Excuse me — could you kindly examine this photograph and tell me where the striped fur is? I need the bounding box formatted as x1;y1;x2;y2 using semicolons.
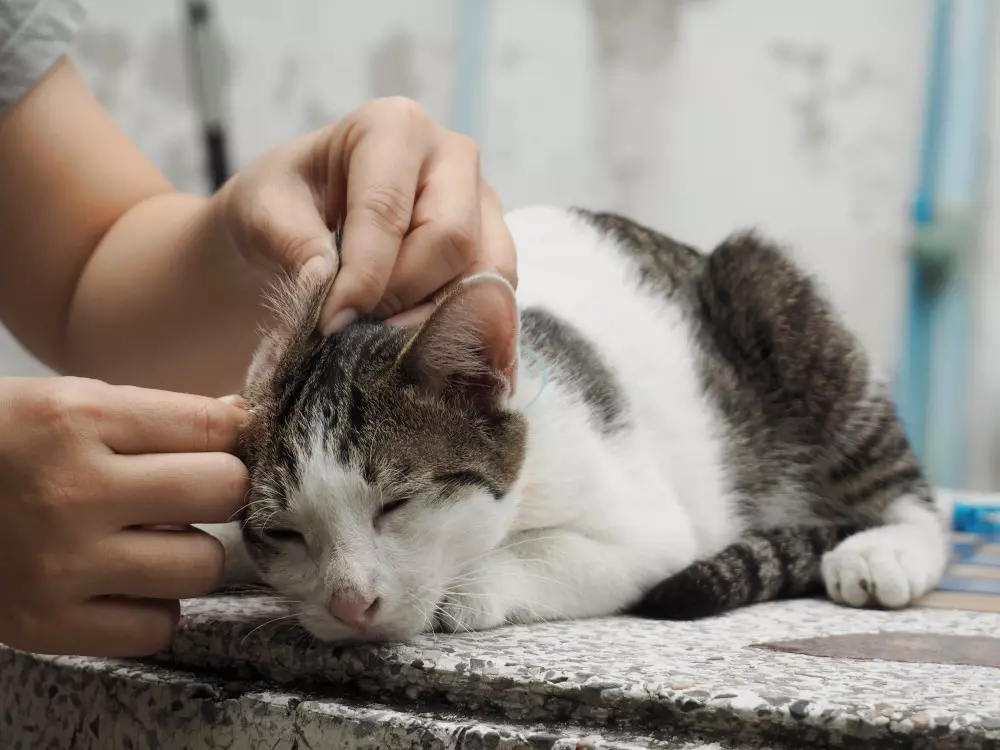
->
228;206;947;642
631;526;856;619
582;213;940;619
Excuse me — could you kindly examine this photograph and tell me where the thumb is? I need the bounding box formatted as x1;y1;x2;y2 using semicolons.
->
226;175;338;281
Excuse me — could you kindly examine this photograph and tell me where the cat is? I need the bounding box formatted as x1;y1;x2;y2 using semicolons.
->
216;206;949;643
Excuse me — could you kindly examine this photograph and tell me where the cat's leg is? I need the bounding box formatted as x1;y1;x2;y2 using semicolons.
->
821;495;948;608
813;377;949;609
194;522;261;589
435;529;642;632
699;235;948;610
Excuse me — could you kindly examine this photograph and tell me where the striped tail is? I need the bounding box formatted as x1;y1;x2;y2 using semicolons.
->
629;525;858;620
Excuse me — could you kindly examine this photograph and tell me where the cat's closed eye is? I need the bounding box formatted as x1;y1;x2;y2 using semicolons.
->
377;497;411;521
262;528;306;544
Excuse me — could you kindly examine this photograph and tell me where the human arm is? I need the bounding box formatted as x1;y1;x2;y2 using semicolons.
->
0;57;515;396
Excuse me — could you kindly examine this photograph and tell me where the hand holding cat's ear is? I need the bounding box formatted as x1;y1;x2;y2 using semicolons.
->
212;97;516;337
0;377;249;657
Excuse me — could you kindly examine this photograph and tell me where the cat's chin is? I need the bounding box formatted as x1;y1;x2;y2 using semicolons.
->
296;609;426;645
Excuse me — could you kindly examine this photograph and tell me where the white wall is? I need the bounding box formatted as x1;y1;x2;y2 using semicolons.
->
482;0;929;377
967;5;1000;490
9;0;998;486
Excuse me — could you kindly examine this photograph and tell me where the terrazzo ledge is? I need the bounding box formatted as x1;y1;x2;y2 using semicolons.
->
3;596;1000;749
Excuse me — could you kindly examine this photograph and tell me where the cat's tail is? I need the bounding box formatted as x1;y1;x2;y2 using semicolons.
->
628;524;857;619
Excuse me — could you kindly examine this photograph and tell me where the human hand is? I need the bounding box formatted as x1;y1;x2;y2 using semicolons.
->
0;377;248;657
214;96;516;334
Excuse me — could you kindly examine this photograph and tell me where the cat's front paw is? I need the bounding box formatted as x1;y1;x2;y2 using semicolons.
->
434;591;507;633
434;584;508;634
821;524;946;609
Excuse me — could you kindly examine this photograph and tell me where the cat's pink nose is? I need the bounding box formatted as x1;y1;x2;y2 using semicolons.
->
327;592;379;630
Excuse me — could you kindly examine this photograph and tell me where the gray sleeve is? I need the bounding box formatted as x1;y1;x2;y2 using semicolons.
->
0;0;87;111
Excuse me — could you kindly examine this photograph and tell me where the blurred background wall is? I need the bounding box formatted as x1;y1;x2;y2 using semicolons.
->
4;0;1000;489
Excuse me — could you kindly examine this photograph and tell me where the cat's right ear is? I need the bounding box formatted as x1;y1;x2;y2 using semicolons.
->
398;272;520;412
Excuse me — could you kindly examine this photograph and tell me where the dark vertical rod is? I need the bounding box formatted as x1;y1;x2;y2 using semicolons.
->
185;0;230;190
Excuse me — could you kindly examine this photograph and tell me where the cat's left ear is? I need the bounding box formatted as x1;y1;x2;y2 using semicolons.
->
245;267;337;390
399;273;519;412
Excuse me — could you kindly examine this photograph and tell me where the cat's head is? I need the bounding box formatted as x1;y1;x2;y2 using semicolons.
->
239;269;527;642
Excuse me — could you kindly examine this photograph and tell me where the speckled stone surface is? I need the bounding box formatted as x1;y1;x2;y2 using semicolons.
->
0;649;771;750
5;596;1000;749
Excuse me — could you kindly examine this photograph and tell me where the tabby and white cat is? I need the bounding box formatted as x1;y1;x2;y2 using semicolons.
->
219;206;948;643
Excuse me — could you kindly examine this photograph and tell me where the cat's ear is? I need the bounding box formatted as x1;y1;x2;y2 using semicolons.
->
399;273;519;412
245;331;286;388
245;266;337;389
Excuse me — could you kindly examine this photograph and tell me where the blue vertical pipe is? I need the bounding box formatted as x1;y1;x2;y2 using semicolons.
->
923;0;993;487
896;0;951;462
897;0;993;488
453;0;490;139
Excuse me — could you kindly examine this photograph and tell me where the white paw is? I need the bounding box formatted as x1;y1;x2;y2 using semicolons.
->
434;583;508;633
821;524;946;609
434;555;517;634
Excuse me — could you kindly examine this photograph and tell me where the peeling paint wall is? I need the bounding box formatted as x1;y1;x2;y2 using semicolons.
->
481;0;928;375
4;0;996;486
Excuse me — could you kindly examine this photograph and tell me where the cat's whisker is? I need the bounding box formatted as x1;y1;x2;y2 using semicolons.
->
242;505;276;527
240;613;301;647
407;586;442;630
443;562;582;598
453;536;562;570
226;490;259;522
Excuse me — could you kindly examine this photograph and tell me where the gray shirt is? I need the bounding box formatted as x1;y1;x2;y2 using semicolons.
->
0;0;86;111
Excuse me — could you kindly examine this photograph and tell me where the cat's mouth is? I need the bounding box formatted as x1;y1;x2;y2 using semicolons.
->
295;603;427;644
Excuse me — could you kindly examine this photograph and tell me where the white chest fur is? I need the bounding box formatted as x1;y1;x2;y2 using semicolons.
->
493;207;746;610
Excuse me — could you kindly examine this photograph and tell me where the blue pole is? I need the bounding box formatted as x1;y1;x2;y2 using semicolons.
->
453;0;490;139
896;0;952;462
923;0;994;487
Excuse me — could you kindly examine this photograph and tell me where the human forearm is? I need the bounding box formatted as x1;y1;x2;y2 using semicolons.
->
0;58;515;394
63;191;271;395
0;57;271;395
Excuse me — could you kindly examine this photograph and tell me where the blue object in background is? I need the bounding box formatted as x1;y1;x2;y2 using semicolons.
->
453;0;490;140
952;500;1000;536
897;0;994;488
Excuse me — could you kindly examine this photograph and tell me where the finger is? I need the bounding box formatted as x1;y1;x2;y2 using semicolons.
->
319;122;427;333
230;172;338;278
476;180;518;289
107;452;249;527
96;385;246;456
26;598;181;657
369;136;482;318
384;180;513;328
218;394;246;409
386;300;435;328
97;528;225;600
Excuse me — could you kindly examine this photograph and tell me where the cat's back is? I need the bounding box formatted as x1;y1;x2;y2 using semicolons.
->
505;205;706;377
507;206;703;309
506;206;740;553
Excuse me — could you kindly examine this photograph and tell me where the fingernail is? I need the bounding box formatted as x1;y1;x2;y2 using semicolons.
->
322;307;359;335
298;255;332;285
386;303;434;328
219;394;246;409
